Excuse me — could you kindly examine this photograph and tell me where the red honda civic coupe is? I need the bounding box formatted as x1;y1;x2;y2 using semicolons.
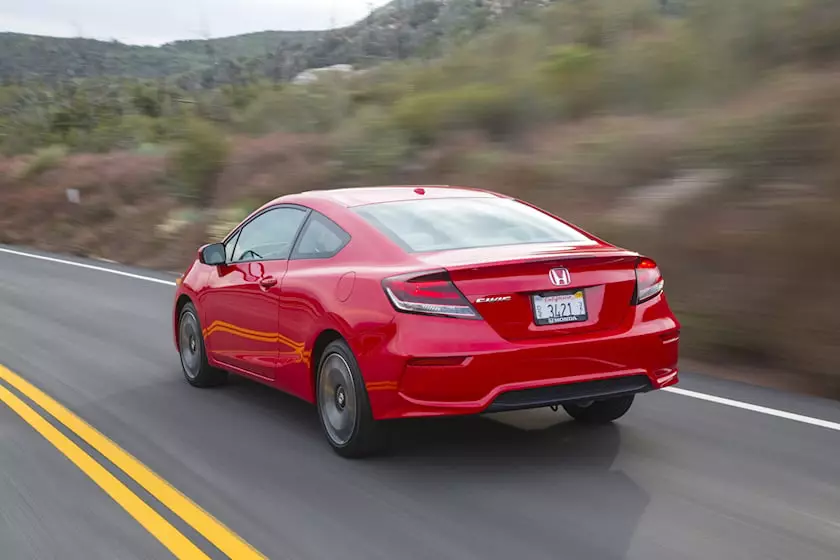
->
173;185;680;457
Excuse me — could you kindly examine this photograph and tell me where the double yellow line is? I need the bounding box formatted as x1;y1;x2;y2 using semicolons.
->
0;365;265;559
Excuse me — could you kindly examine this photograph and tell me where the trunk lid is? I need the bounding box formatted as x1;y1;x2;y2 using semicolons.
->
416;243;639;341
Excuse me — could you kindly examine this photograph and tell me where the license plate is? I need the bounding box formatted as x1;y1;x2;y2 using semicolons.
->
532;291;588;326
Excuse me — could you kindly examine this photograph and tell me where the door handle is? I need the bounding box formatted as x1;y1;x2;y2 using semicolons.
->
259;276;278;290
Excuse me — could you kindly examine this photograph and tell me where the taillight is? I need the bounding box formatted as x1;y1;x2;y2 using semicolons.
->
382;270;481;320
633;257;664;304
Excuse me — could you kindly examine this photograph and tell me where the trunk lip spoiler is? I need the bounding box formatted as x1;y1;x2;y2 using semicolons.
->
431;249;641;272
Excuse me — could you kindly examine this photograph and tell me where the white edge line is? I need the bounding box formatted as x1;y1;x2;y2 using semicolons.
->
663;387;840;432
2;247;839;433
0;247;176;287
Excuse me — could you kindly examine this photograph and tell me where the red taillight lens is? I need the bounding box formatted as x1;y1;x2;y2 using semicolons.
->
382;270;481;320
634;258;664;304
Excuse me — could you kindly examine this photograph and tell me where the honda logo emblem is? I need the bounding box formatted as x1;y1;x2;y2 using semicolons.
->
549;268;571;287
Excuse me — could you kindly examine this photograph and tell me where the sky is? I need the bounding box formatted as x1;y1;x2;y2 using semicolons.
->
0;0;392;45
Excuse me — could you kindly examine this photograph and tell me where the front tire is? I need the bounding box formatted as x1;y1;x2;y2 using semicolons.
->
178;303;227;388
563;395;634;424
316;340;386;458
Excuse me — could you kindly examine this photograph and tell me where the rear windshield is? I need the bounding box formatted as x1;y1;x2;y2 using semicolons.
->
353;197;590;253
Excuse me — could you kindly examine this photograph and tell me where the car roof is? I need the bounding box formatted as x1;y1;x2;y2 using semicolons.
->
274;185;504;208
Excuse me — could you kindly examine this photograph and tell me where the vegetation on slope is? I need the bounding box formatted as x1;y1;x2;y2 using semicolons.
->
0;0;560;84
2;0;840;390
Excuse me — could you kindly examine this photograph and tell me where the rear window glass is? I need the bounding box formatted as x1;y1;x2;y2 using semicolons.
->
353;197;590;253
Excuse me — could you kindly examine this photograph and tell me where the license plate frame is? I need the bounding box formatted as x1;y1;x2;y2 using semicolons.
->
531;290;588;326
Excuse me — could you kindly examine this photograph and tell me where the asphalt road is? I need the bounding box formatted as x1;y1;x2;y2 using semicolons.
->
1;245;840;560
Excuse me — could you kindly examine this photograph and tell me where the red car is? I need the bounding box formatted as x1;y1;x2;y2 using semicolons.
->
173;186;680;457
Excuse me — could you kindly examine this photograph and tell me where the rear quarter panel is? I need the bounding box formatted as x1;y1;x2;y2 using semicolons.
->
273;205;417;402
280;265;403;403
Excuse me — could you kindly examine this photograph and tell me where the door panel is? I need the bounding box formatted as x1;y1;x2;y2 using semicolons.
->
200;205;309;381
203;260;288;380
275;212;352;401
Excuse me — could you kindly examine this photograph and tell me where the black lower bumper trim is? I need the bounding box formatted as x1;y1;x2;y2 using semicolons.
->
486;375;653;412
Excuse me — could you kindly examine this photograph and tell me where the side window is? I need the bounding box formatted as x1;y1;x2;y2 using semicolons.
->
232;207;308;263
224;230;240;263
292;212;350;260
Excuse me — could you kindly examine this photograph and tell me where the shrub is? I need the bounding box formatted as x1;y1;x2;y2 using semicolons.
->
167;119;230;204
391;84;524;144
135;142;168;156
208;205;258;241
540;44;603;117
70;115;173;153
690;83;840;179
17;144;68;179
332;107;412;182
238;83;352;135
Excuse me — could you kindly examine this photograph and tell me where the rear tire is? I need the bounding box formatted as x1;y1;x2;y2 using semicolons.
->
178;303;227;388
316;340;386;458
563;395;634;424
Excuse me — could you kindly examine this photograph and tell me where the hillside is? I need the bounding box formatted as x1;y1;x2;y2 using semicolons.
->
0;31;318;83
0;0;572;83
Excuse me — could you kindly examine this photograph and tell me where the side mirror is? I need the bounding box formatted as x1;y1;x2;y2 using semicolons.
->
199;243;226;266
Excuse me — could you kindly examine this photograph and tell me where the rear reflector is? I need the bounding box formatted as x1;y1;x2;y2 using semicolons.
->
382;270;481;320
407;356;470;367
659;329;680;344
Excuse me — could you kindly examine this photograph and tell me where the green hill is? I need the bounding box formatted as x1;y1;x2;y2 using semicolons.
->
0;31;316;83
0;0;573;83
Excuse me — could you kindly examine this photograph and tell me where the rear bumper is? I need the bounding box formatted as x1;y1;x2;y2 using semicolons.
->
361;297;680;420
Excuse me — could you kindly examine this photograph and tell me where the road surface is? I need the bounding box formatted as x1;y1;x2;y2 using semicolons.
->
1;245;839;560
